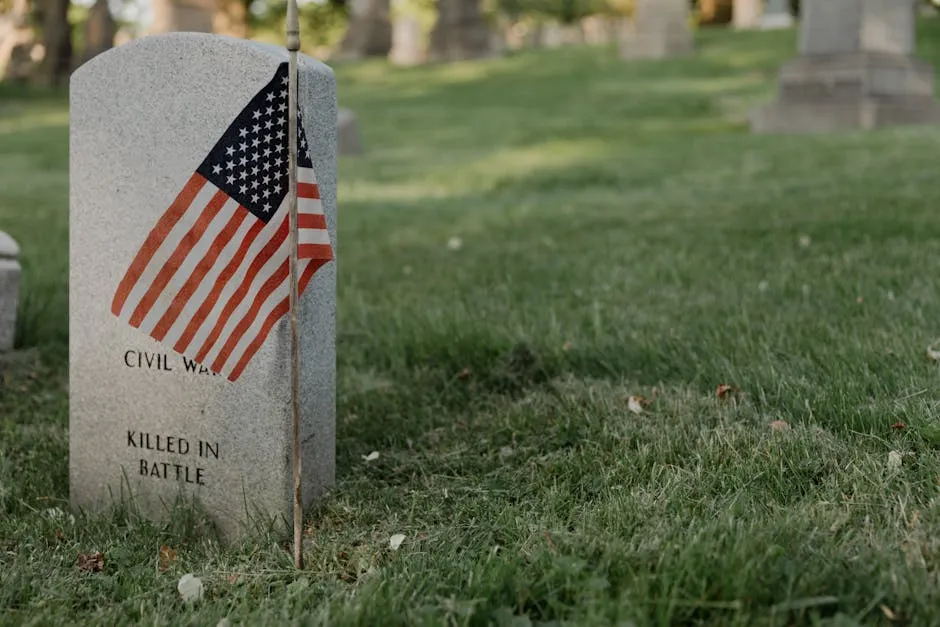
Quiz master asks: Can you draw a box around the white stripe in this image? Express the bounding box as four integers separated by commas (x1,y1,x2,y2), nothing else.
201,233,289,370
157,205,256,347
298,166,318,186
118,181,217,321
219,259,315,378
136,197,241,336
299,227,332,246
184,200,288,357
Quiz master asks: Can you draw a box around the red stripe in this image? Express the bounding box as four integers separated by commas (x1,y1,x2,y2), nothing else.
298,214,326,229
173,217,266,353
211,259,289,373
194,216,289,363
226,259,326,381
298,183,320,199
298,243,334,260
111,174,205,317
129,189,229,328
151,206,249,342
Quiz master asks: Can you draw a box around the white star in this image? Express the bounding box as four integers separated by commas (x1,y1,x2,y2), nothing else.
262,188,270,198
239,127,249,138
266,106,275,116
226,145,235,156
253,124,261,134
227,174,236,185
239,156,249,167
279,102,287,112
240,170,249,180
276,129,285,142
239,184,248,194
265,120,274,130
281,75,288,85
266,92,276,102
263,147,272,159
252,137,261,148
253,110,263,120
252,193,260,204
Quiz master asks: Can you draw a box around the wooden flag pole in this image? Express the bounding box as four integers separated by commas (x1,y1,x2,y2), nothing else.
286,0,303,571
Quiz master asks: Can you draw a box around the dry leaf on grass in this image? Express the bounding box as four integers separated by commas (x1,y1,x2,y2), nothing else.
880,604,899,621
389,534,405,551
716,384,742,400
362,451,379,462
77,552,104,572
456,367,471,380
892,421,907,431
159,545,177,572
927,346,940,362
447,237,463,251
768,420,790,431
627,395,651,414
561,341,573,351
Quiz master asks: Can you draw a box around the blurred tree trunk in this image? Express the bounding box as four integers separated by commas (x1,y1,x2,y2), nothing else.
698,0,732,25
335,0,391,59
428,0,493,61
213,0,248,38
80,0,114,64
0,0,34,80
35,0,71,86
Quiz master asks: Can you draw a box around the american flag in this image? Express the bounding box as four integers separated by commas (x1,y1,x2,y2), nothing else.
110,62,333,382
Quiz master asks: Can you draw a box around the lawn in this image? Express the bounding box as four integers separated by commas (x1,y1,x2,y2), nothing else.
4,22,940,625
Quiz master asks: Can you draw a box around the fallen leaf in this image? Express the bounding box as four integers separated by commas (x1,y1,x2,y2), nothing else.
389,534,405,550
402,265,412,275
498,445,514,460
798,234,811,248
362,451,379,462
77,552,105,572
561,341,573,351
716,384,741,400
456,367,471,380
888,451,903,472
927,346,940,362
177,573,204,603
880,604,898,620
447,236,462,251
891,421,907,431
54,529,64,541
627,396,649,414
769,420,790,431
159,545,177,572
543,531,555,554
857,295,864,304
757,280,769,292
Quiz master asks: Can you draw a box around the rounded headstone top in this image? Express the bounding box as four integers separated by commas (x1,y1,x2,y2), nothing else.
0,230,19,260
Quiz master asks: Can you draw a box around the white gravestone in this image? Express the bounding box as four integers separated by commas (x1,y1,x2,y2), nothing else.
0,230,20,352
69,32,337,541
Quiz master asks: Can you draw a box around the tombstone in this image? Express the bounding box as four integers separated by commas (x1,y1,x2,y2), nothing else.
619,0,694,60
69,32,338,541
80,0,117,64
761,0,794,29
581,15,617,45
335,0,392,60
428,0,495,61
388,15,425,66
751,0,940,133
338,109,363,155
733,0,763,30
149,0,214,33
0,231,20,352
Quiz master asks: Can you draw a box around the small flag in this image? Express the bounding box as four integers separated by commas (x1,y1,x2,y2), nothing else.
110,62,333,381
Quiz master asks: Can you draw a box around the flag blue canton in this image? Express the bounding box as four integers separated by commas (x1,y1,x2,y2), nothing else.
195,62,312,223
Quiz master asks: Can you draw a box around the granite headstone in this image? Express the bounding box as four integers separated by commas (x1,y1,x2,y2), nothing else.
760,0,794,30
0,230,20,352
69,32,337,540
618,0,694,60
751,0,940,133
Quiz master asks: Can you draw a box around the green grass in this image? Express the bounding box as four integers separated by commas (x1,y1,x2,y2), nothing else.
5,22,940,625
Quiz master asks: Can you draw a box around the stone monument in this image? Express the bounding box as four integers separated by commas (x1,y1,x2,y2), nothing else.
618,0,694,60
0,230,20,352
389,15,425,66
149,0,215,33
752,0,940,133
335,0,392,59
69,32,338,540
733,0,763,30
761,0,794,29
